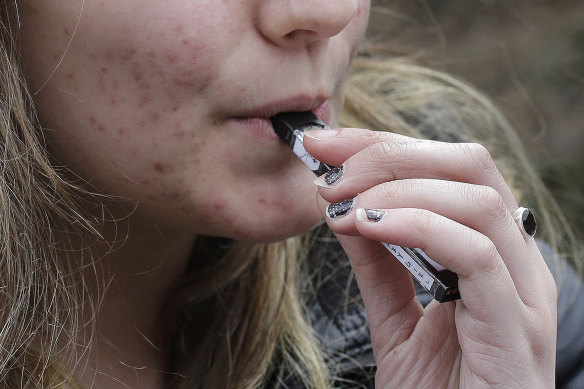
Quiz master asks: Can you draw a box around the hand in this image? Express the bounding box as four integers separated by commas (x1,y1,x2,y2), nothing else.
304,128,557,388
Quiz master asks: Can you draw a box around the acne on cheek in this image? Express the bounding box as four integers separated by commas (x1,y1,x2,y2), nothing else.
88,37,213,131
65,21,222,200
213,199,226,211
153,162,171,175
89,116,107,132
125,25,217,92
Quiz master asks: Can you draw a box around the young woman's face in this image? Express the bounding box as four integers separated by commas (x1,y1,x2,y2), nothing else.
17,0,370,241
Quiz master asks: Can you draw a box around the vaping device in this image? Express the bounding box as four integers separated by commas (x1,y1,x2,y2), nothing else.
271,111,460,303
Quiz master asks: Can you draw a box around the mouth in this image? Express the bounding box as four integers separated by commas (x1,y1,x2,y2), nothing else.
227,97,332,140
233,97,331,122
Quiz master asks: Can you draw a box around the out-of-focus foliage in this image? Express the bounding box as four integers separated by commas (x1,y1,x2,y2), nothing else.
372,0,584,235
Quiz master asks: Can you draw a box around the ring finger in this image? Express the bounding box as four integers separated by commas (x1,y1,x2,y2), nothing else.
317,179,549,306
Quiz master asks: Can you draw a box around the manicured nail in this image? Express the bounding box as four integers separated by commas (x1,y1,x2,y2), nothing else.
356,208,386,223
326,198,354,219
314,165,344,187
303,129,338,140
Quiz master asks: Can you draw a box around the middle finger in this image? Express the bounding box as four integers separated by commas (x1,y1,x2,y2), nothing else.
311,135,518,211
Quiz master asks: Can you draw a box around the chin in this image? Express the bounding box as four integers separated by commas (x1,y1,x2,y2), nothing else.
222,205,323,243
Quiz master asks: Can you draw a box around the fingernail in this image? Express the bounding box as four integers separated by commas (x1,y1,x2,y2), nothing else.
314,165,344,187
356,208,386,223
304,129,338,140
326,198,354,219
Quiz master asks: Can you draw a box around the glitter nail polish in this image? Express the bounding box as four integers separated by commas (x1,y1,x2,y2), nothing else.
364,208,385,222
326,198,354,219
324,165,344,186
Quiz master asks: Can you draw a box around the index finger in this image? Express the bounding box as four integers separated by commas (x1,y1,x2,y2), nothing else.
304,127,518,213
304,127,410,166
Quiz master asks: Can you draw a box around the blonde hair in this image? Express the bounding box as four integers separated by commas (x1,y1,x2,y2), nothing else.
0,9,100,388
342,52,580,270
1,4,580,389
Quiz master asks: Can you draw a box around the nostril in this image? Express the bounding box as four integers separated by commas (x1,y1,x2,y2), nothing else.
284,30,299,40
283,29,316,43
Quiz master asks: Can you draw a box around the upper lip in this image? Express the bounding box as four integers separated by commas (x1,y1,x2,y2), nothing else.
231,95,328,119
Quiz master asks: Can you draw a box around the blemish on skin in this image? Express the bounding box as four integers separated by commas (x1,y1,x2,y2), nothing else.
213,200,226,211
172,129,186,139
139,95,150,108
65,73,74,80
150,112,160,121
153,162,168,174
166,191,181,201
166,52,180,64
89,116,106,132
130,61,144,85
117,127,126,135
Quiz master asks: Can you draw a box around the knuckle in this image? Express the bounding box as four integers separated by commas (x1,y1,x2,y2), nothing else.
471,185,508,222
363,141,400,180
412,209,444,237
365,130,389,144
463,142,497,173
471,236,502,274
379,180,415,202
366,140,394,163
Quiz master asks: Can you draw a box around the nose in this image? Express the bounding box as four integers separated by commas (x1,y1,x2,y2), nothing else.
256,0,359,48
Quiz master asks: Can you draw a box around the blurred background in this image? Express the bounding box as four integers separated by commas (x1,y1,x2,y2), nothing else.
371,0,584,236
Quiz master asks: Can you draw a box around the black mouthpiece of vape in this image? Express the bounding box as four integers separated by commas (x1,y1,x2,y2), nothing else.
270,111,332,177
271,111,327,145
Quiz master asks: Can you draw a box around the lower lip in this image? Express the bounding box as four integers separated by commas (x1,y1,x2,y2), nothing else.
231,102,332,141
232,117,280,141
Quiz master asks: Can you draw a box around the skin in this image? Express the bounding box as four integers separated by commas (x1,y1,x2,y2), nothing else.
15,0,557,388
305,130,557,388
16,0,370,387
18,0,367,241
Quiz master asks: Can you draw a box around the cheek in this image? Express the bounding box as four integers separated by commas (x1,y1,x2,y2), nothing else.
30,6,234,188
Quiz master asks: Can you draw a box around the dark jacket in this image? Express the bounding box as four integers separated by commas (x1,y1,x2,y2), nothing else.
301,239,584,388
